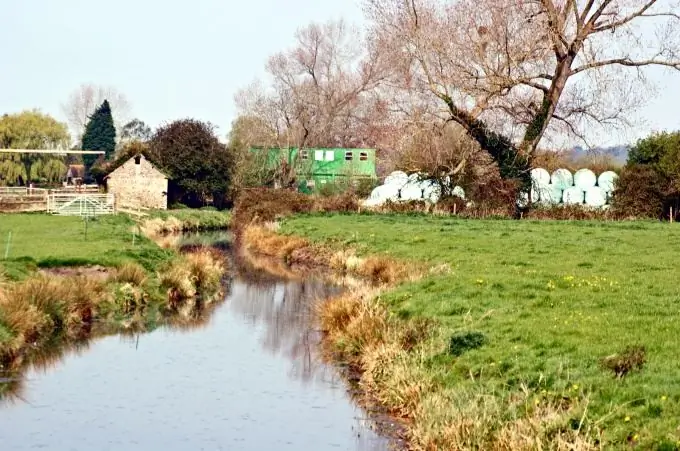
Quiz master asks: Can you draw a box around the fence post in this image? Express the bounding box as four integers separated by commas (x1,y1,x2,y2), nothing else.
4,231,11,260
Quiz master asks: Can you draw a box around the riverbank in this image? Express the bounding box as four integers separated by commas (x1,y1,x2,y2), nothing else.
0,213,228,374
239,212,680,450
142,208,232,235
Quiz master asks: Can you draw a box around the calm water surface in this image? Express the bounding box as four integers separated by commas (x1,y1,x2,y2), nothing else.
0,271,390,450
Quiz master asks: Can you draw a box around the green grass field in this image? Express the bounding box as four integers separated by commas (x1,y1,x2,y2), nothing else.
0,214,172,278
281,213,680,447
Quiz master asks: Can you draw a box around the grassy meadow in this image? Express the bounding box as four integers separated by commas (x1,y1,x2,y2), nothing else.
280,213,680,448
0,213,171,279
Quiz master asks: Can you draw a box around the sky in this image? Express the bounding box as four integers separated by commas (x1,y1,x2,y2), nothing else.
1,0,678,147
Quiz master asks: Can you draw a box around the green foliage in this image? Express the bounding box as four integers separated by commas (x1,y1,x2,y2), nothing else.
448,331,487,356
615,131,680,219
611,164,669,218
447,102,530,188
82,100,117,166
282,214,680,445
0,110,71,184
524,97,551,144
0,110,71,149
628,131,680,167
148,119,234,208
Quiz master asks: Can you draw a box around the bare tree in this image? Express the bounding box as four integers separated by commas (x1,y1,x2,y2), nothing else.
61,83,131,142
235,19,389,186
364,0,680,180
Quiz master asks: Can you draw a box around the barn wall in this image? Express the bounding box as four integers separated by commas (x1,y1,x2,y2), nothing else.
107,156,168,210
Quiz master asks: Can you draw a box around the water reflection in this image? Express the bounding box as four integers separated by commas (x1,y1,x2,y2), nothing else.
229,275,340,384
0,251,391,450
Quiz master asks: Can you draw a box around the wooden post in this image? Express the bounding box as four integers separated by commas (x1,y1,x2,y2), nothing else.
4,231,11,259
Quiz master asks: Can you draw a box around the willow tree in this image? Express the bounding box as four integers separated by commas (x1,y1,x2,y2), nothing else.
0,110,71,185
364,0,680,183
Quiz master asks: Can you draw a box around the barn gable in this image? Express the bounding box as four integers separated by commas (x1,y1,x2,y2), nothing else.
106,155,169,210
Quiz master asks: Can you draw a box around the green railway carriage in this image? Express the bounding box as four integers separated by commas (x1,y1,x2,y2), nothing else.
250,147,377,193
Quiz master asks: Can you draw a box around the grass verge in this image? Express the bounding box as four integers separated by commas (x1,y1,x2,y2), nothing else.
240,211,680,450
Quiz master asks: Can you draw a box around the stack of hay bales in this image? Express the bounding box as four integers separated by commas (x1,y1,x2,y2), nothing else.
526,167,618,208
364,171,465,206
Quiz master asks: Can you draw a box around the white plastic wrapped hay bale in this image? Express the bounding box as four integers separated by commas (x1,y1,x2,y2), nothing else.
421,180,442,203
399,182,424,201
531,167,551,186
538,184,563,205
551,168,573,190
562,186,585,205
384,171,409,188
598,171,618,192
407,173,421,183
584,186,607,207
370,184,400,203
573,168,597,190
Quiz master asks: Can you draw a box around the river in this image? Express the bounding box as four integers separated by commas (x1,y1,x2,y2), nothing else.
0,241,392,450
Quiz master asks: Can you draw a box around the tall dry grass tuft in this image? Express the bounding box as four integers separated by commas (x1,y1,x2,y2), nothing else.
110,262,148,286
160,250,225,310
357,257,411,285
242,225,310,261
0,274,109,363
185,250,225,295
317,289,390,362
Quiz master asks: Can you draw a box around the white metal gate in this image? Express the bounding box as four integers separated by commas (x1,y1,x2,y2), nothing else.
47,193,115,216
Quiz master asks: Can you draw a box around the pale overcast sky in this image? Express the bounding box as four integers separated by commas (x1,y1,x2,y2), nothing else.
1,0,678,146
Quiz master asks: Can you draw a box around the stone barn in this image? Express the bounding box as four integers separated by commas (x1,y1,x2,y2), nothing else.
105,154,169,210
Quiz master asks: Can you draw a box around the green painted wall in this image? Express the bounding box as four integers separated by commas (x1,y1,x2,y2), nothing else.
250,147,377,192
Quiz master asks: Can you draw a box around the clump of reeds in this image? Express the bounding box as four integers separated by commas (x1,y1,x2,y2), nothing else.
242,225,310,261
110,262,148,286
357,256,411,285
160,250,225,310
0,274,109,365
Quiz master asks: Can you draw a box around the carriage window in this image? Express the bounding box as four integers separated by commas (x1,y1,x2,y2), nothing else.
325,150,334,161
345,151,353,161
314,150,324,161
359,152,368,161
301,150,309,160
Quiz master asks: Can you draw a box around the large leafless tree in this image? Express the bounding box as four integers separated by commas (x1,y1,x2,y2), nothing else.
365,0,680,179
61,83,131,142
235,19,389,150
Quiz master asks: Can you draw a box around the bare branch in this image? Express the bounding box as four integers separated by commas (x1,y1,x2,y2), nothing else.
571,57,680,75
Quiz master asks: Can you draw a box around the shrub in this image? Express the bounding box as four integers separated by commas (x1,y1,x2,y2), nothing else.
611,165,670,219
232,188,361,231
448,331,488,356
